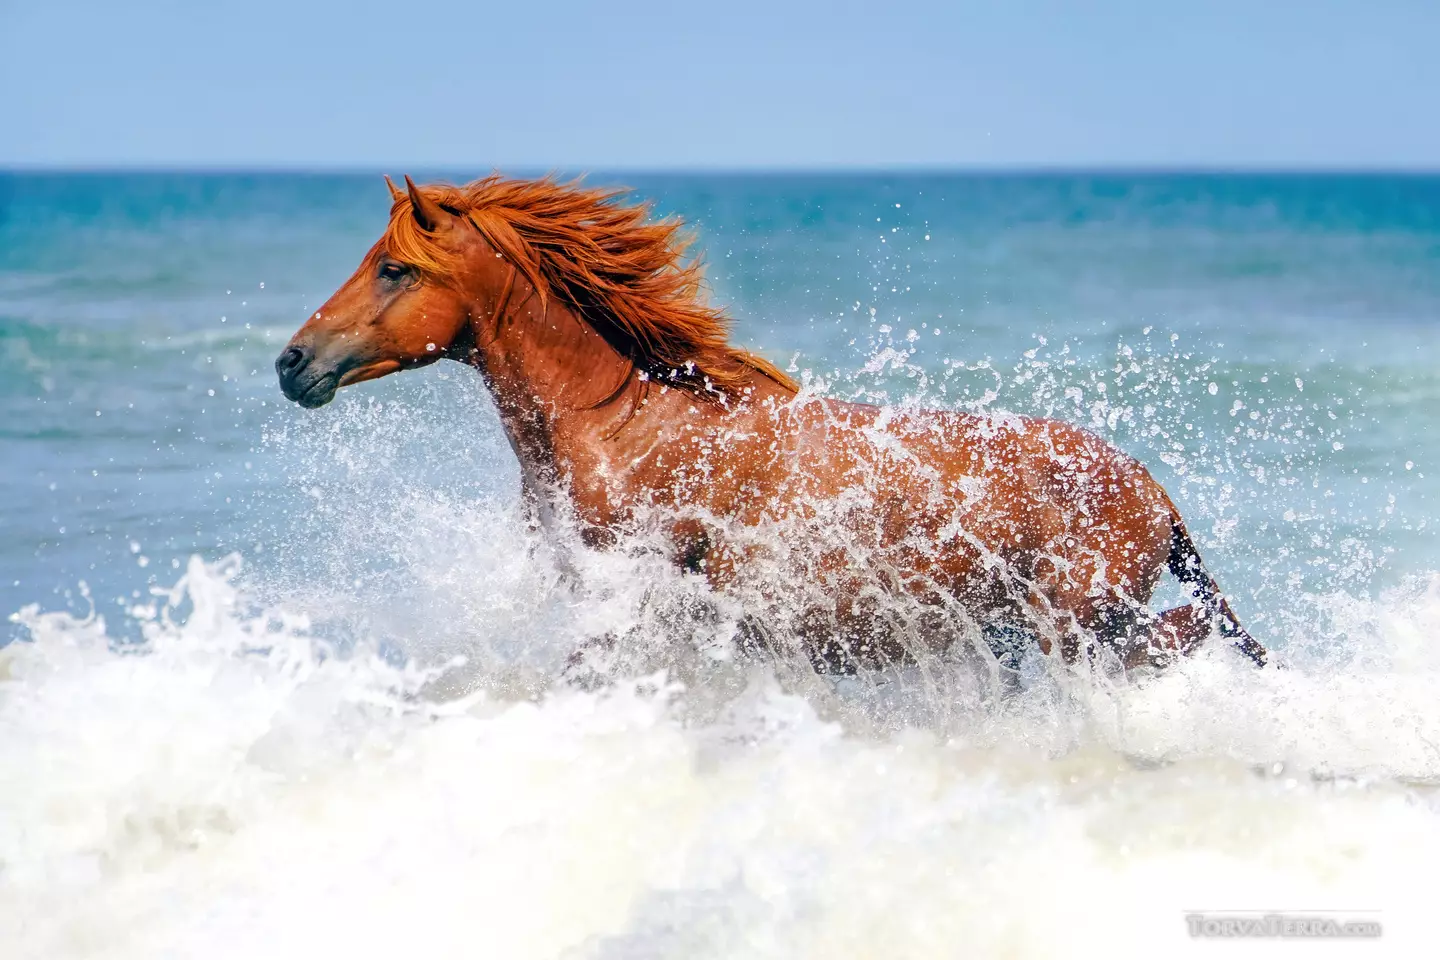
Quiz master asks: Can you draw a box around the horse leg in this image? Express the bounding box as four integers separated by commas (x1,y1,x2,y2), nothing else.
1119,600,1266,669
1091,509,1268,669
1021,595,1085,665
1106,606,1193,669
1047,589,1266,672
561,632,619,689
1020,551,1101,666
1023,548,1172,670
1031,592,1176,672
1026,501,1268,670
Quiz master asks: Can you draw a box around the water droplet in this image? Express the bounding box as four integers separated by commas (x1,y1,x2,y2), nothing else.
1207,382,1218,395
426,342,437,352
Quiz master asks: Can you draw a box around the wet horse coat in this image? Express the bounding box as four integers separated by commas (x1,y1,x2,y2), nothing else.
276,174,1266,672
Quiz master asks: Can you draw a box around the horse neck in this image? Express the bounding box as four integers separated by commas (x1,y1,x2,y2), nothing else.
458,271,649,482
455,263,791,521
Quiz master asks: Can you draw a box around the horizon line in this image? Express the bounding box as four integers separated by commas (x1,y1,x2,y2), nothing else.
4,162,1440,178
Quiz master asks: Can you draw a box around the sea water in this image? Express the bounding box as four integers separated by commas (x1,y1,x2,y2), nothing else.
2,172,1439,957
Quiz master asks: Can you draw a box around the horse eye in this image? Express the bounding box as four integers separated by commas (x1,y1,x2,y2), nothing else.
379,261,411,283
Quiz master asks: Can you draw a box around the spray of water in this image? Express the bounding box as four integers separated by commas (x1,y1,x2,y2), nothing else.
4,334,1437,958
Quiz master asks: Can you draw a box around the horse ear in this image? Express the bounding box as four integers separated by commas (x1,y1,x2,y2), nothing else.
404,175,449,233
383,175,404,204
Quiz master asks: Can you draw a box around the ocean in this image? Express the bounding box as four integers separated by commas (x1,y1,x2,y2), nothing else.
2,171,1438,957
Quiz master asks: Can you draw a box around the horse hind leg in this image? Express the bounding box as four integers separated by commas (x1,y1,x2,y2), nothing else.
1027,539,1268,672
1111,605,1205,669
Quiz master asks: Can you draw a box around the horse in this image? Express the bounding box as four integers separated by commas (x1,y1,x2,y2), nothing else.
275,173,1267,675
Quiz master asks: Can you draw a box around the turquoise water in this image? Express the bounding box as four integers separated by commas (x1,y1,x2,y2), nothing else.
2,172,1437,638
6,172,1440,957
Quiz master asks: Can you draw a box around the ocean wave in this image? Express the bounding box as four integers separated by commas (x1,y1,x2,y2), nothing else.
3,551,1438,958
0,317,293,362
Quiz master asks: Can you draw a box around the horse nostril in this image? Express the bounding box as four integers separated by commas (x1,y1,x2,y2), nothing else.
276,345,308,375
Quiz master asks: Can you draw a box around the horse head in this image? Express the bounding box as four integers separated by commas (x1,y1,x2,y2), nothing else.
277,173,796,413
275,176,504,408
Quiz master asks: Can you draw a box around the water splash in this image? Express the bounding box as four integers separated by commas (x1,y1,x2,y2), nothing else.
4,553,1440,958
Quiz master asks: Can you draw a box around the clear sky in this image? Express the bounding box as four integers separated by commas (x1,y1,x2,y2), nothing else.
4,0,1437,169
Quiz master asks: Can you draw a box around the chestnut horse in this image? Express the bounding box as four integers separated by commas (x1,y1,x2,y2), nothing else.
276,174,1267,673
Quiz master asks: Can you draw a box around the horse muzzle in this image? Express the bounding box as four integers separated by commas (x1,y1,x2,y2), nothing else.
275,343,341,408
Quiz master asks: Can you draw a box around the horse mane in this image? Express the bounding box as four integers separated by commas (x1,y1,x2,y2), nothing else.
382,173,798,401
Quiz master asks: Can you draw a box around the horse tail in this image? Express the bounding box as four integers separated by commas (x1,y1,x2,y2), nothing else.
1166,508,1269,667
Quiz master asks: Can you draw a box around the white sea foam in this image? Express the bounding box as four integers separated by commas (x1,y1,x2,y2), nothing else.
3,549,1439,959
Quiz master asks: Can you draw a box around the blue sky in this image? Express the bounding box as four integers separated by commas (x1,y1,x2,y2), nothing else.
4,0,1437,168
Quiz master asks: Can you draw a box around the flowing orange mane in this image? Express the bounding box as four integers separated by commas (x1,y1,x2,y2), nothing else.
381,174,798,399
